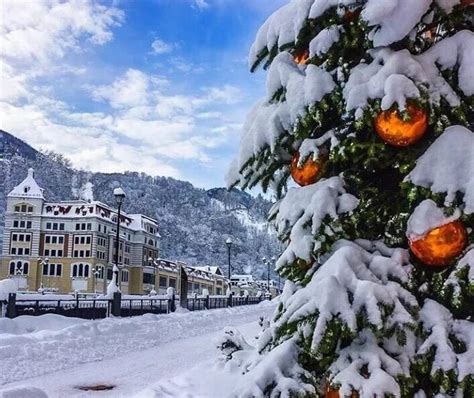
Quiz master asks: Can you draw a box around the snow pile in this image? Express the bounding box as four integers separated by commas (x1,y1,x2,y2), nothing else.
236,52,335,174
0,387,48,398
309,25,341,57
0,302,275,385
0,313,87,336
249,0,464,67
407,125,474,213
345,31,473,113
444,249,474,300
271,177,359,266
225,242,417,397
0,279,16,302
419,300,474,384
406,199,460,240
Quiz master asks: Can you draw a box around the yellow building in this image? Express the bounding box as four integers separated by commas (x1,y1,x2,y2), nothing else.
1,169,230,296
0,169,159,294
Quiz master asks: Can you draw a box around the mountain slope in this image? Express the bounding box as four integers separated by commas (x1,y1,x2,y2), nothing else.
0,130,279,278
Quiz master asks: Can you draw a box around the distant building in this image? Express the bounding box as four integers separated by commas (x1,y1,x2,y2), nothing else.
0,168,161,294
0,169,229,295
146,260,227,296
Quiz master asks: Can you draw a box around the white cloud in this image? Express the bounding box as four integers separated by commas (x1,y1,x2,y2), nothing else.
92,69,151,109
192,0,209,10
151,38,174,54
0,0,249,183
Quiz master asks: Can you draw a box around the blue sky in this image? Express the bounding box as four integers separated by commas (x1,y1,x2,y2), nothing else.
1,0,286,188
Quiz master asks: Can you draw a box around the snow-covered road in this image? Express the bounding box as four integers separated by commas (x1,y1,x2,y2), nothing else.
0,302,275,397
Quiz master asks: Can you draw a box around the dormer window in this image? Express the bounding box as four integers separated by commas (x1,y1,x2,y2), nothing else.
24,186,30,193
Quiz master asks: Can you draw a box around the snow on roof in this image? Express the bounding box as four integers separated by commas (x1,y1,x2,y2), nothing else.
8,168,44,199
193,266,224,275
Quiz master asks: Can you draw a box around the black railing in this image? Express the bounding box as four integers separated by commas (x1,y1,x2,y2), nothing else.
3,293,267,320
14,298,111,320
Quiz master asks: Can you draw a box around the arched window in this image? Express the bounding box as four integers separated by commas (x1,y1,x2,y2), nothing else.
71,263,91,278
9,261,29,275
121,269,129,283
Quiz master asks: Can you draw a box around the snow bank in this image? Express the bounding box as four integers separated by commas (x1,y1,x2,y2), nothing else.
0,314,87,336
0,387,48,398
407,125,474,213
0,301,275,385
0,280,16,302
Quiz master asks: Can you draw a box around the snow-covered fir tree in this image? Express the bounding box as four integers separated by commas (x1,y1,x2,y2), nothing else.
225,0,473,397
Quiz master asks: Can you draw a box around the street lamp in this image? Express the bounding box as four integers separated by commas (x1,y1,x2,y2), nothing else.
92,266,101,295
148,257,158,294
38,257,49,293
225,237,233,280
271,256,281,294
113,187,126,288
262,256,271,294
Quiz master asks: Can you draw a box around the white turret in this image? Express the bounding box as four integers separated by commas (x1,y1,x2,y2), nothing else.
8,168,44,199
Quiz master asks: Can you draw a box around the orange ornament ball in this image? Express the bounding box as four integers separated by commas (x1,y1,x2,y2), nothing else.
374,104,428,147
409,220,467,267
343,6,362,23
293,49,309,65
325,384,358,398
290,152,325,186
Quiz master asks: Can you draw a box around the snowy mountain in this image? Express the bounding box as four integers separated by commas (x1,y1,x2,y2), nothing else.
0,130,279,278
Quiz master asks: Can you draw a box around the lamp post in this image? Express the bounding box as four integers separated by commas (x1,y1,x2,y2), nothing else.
92,267,101,295
226,237,233,281
271,256,279,294
262,256,271,294
38,257,49,293
148,257,158,294
113,187,126,288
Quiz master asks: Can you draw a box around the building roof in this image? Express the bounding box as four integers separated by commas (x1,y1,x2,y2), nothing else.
193,266,224,276
8,168,44,199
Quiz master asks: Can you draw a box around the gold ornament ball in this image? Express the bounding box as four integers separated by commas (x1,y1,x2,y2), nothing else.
409,220,467,267
290,152,325,186
375,104,428,147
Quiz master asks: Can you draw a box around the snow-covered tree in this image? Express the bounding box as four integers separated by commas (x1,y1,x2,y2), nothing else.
226,1,473,396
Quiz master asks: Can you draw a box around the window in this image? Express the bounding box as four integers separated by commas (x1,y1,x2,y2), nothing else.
169,278,176,288
143,273,153,284
76,223,80,231
107,268,113,281
27,221,32,229
71,263,90,278
13,221,19,228
46,222,52,230
121,270,129,283
93,266,104,279
9,261,29,275
159,276,167,288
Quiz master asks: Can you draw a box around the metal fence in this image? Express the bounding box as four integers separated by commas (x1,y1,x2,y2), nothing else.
1,293,266,320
